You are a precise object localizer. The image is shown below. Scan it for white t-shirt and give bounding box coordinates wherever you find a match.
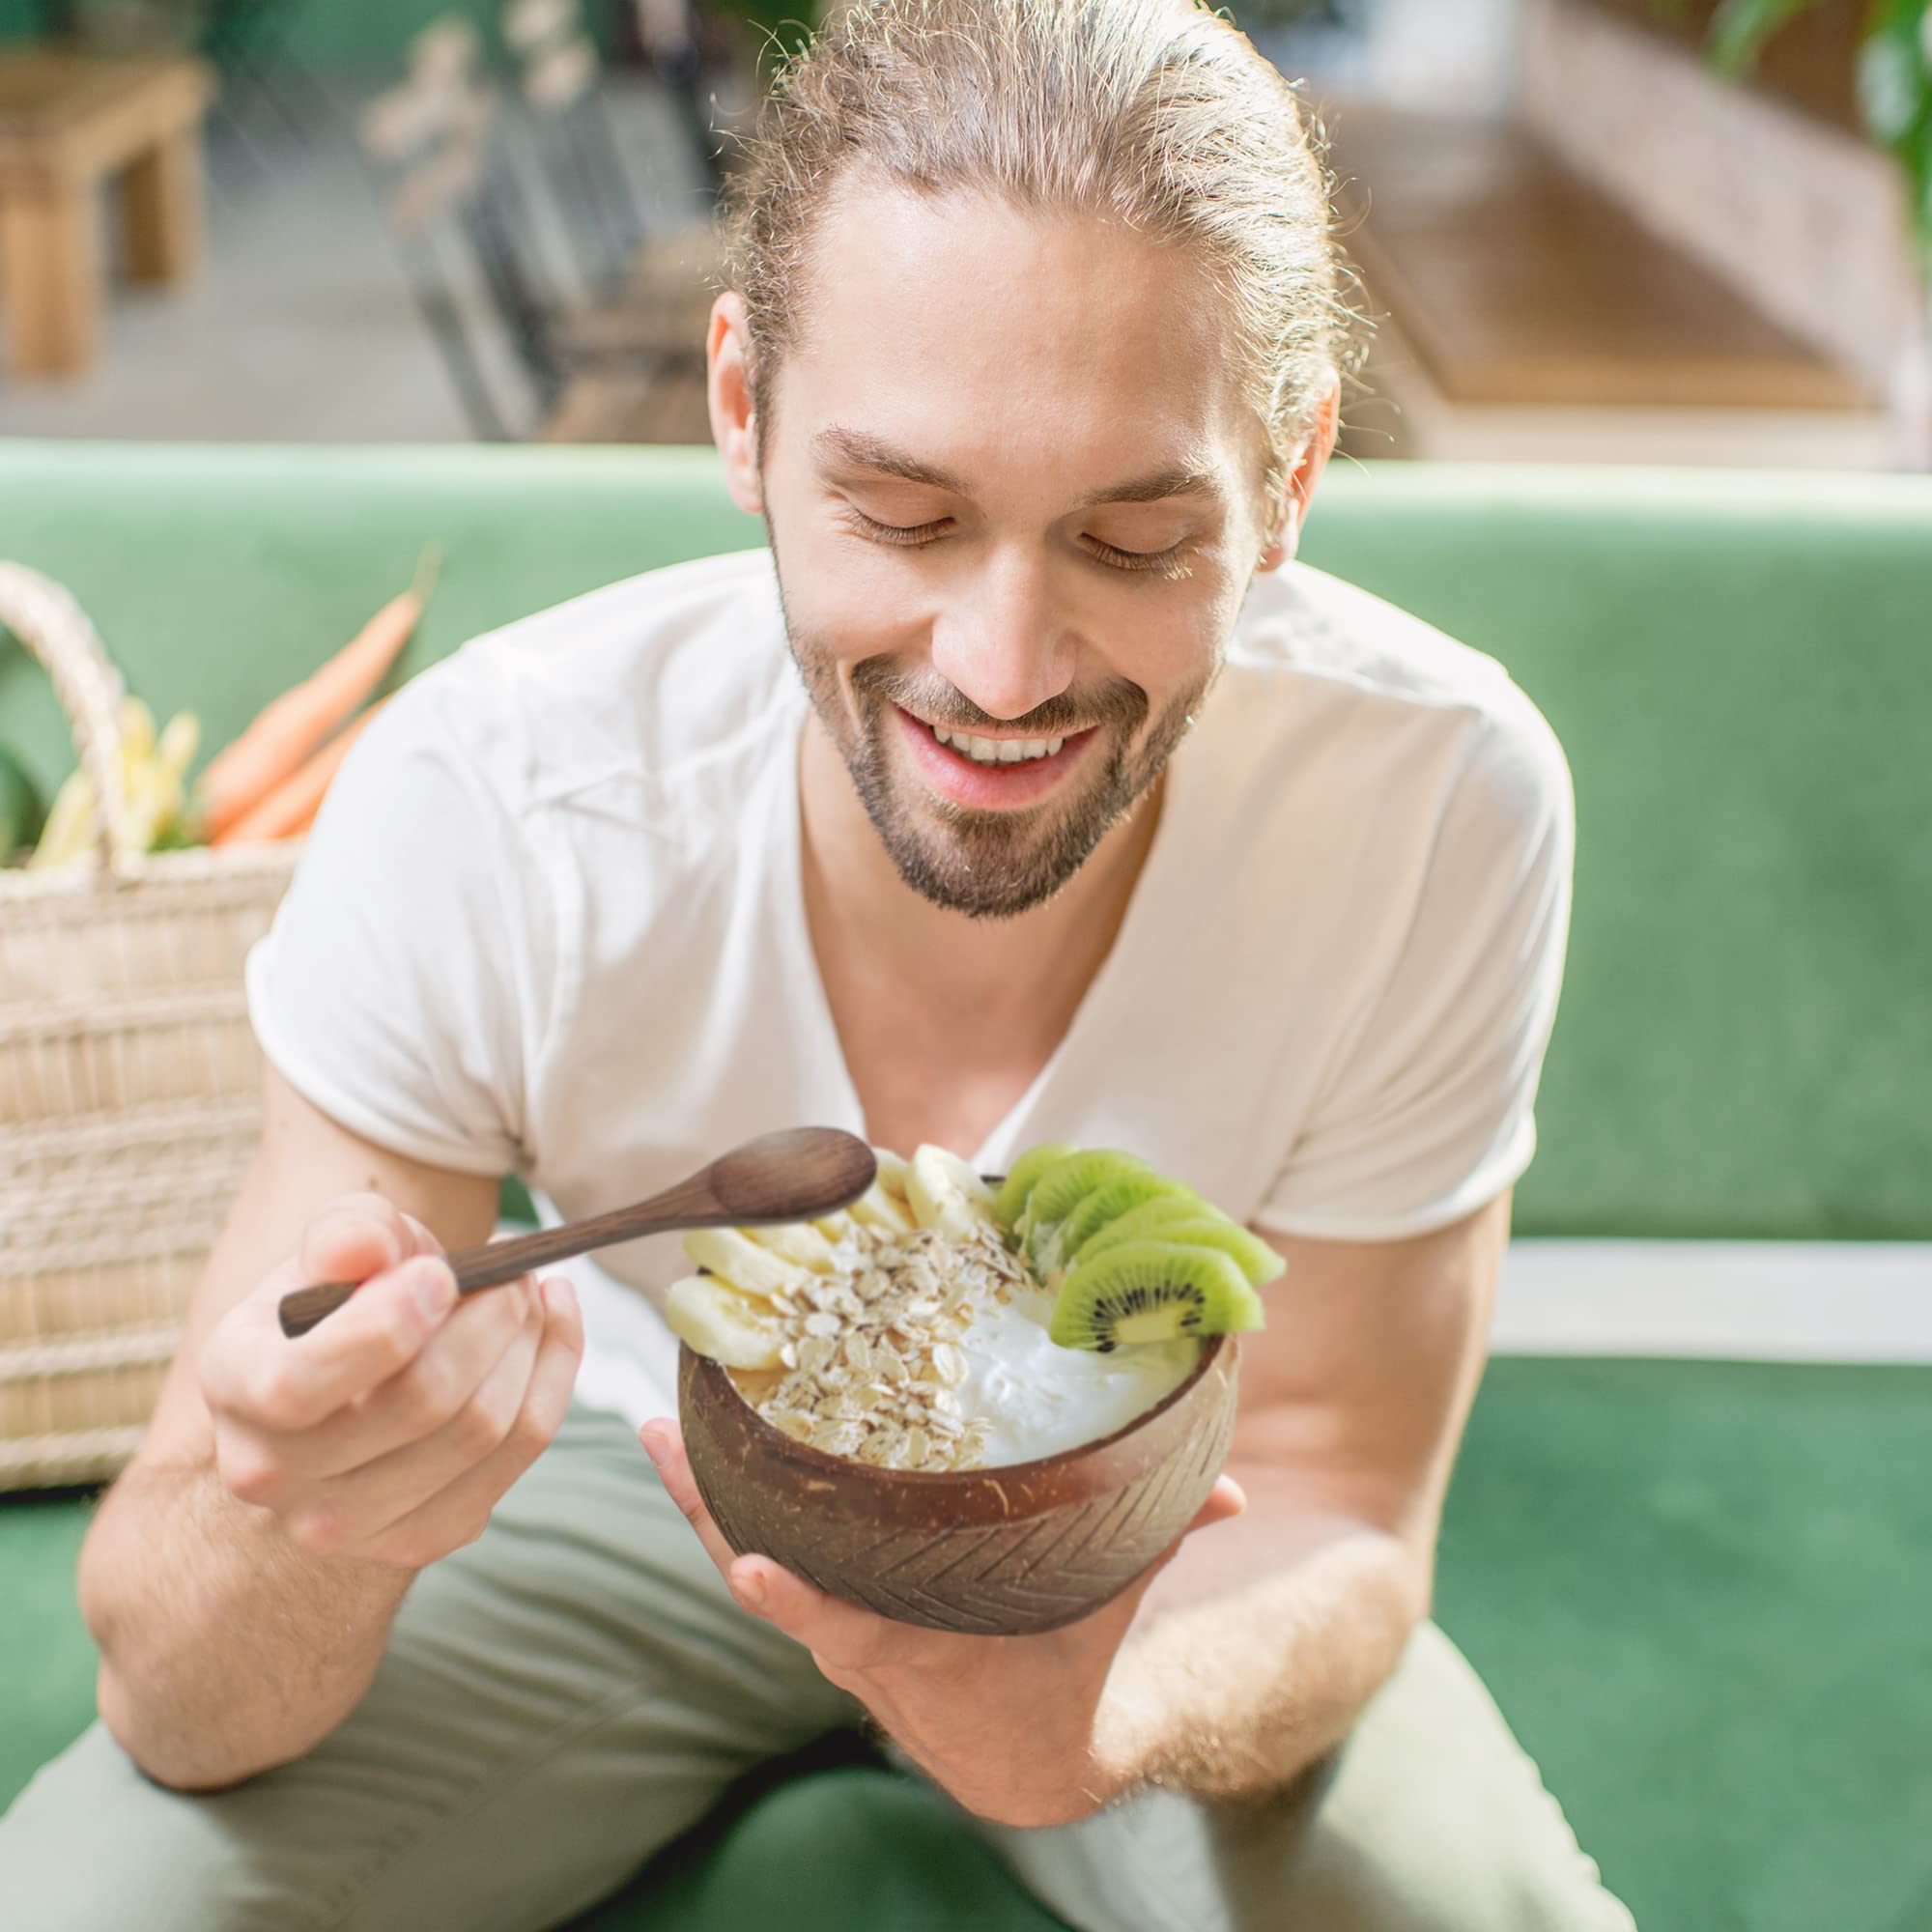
[246,549,1573,1430]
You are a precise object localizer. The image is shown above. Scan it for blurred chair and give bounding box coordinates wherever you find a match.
[623,0,728,195]
[501,0,641,297]
[499,0,722,367]
[359,21,712,446]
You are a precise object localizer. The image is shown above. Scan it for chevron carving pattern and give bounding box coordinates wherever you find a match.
[681,1337,1239,1634]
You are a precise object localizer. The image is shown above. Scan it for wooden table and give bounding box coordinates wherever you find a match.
[1329,106,1869,412]
[0,49,215,378]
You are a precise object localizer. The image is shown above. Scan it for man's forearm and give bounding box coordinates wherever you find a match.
[1094,1475,1426,1802]
[80,1457,412,1791]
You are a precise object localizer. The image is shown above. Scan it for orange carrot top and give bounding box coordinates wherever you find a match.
[197,548,440,838]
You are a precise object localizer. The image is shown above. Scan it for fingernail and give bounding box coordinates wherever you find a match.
[731,1567,767,1611]
[545,1277,578,1321]
[412,1258,454,1319]
[639,1425,667,1469]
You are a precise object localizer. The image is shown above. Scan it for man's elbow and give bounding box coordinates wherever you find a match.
[97,1665,218,1792]
[95,1662,300,1794]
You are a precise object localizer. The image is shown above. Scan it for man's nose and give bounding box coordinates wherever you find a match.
[928,547,1076,723]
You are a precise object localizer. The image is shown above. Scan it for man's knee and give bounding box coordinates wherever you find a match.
[0,1721,324,1932]
[1253,1753,1634,1932]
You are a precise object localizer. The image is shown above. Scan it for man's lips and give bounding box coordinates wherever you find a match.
[892,706,1096,810]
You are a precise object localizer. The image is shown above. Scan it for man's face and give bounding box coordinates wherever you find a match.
[751,185,1280,919]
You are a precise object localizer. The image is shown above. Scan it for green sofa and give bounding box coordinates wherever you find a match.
[3,444,1929,1931]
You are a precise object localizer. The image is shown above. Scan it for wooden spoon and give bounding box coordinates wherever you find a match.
[276,1127,878,1339]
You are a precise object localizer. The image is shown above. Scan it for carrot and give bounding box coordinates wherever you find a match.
[212,698,388,845]
[197,546,440,838]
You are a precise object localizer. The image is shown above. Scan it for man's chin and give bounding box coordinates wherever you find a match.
[874,779,1114,918]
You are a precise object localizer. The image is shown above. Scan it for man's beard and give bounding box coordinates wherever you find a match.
[775,575,1211,920]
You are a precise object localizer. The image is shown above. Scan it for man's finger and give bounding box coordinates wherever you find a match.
[304,1283,547,1520]
[1185,1473,1247,1536]
[299,1195,427,1286]
[231,1256,458,1431]
[299,1276,539,1478]
[358,1276,583,1565]
[639,1420,746,1580]
[724,1555,912,1674]
[639,1423,908,1672]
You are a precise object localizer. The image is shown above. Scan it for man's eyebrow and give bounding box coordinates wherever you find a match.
[1078,465,1221,507]
[811,427,1223,507]
[812,428,967,494]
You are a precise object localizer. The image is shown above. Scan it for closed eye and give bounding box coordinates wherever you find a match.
[841,508,1191,578]
[843,508,952,547]
[1083,536,1193,579]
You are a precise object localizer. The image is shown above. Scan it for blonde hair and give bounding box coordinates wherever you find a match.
[719,0,1358,525]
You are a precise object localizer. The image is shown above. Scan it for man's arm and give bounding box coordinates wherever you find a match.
[1094,1193,1510,1798]
[78,1064,580,1792]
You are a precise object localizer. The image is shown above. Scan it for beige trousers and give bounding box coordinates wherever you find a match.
[0,1403,1635,1931]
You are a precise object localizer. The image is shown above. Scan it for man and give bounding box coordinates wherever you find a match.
[0,1,1634,1925]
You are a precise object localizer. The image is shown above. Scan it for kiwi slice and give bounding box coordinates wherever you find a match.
[1069,1193,1219,1264]
[1053,1174,1201,1266]
[1049,1240,1265,1351]
[1022,1150,1151,1243]
[1103,1215,1285,1289]
[992,1141,1077,1231]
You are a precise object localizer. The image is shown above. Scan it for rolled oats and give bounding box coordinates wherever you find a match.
[742,1211,1042,1472]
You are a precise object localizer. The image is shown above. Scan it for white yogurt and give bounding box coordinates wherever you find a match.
[953,1281,1200,1465]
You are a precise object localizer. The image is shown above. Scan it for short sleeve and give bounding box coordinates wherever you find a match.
[1252,697,1575,1241]
[243,672,549,1179]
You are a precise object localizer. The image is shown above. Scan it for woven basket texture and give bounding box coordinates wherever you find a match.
[1,563,298,1489]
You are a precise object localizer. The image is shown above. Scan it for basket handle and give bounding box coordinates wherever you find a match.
[0,561,142,873]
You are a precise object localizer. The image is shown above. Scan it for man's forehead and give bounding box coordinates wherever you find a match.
[809,425,1229,508]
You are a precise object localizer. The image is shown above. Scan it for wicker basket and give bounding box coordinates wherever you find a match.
[0,564,299,1491]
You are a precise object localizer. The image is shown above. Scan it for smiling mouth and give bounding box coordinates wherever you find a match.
[925,724,1067,766]
[890,705,1098,809]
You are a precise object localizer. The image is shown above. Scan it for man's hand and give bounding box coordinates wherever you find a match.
[640,1418,1245,1827]
[199,1194,584,1571]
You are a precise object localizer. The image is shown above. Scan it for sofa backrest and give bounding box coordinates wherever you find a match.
[3,442,1926,1241]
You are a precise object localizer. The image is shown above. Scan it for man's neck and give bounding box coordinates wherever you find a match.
[797,716,1162,1030]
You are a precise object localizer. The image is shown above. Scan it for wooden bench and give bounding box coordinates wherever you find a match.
[0,48,214,379]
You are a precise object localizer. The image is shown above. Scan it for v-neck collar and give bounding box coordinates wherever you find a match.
[770,705,1197,1173]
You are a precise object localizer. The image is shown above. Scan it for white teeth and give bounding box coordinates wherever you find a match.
[933,725,1063,766]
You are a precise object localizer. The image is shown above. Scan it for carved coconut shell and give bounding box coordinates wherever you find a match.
[677,1334,1238,1636]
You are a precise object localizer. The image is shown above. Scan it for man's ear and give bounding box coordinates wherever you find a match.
[1256,371,1340,574]
[709,293,764,517]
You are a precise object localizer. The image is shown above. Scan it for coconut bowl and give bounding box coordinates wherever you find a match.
[676,1332,1238,1636]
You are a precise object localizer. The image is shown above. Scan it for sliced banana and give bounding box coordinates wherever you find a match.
[846,1181,916,1233]
[665,1274,785,1369]
[742,1219,837,1271]
[810,1210,864,1244]
[680,1227,812,1300]
[870,1147,913,1204]
[906,1144,999,1239]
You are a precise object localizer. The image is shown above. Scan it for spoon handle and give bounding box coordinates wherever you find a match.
[276,1131,876,1339]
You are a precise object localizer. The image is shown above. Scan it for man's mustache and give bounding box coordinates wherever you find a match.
[848,657,1149,740]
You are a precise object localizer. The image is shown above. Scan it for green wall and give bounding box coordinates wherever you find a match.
[0,2,580,62]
